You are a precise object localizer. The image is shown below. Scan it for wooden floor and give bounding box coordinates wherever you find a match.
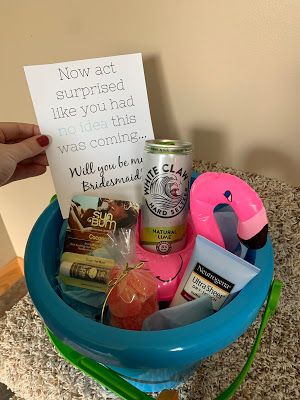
[0,257,24,297]
[0,383,13,400]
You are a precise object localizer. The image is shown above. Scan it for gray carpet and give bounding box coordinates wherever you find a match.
[0,278,28,400]
[0,160,299,400]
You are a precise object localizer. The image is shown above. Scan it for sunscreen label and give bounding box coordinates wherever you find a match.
[181,262,235,310]
[59,254,115,292]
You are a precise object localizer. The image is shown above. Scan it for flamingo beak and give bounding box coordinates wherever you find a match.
[237,208,269,249]
[238,224,268,249]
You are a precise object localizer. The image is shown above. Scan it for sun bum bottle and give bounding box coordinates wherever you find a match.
[140,139,192,254]
[60,261,109,284]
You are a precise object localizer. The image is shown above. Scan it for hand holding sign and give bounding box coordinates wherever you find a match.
[0,122,49,186]
[25,53,154,218]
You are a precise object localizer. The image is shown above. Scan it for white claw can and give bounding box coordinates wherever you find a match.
[140,139,192,255]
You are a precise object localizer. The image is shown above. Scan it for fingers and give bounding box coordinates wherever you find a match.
[6,135,50,163]
[19,154,49,166]
[7,163,47,184]
[0,122,40,143]
[33,154,49,166]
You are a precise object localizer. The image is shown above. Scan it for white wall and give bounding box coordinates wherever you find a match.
[0,172,55,257]
[0,215,16,268]
[0,1,299,256]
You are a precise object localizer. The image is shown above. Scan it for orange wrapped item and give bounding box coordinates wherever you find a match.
[107,264,159,330]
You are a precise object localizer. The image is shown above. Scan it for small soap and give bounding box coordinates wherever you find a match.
[108,266,159,330]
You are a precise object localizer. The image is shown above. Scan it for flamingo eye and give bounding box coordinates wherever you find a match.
[224,190,232,202]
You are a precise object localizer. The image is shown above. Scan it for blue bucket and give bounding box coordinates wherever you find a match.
[25,199,273,392]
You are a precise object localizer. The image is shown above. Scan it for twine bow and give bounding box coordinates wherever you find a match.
[100,261,144,323]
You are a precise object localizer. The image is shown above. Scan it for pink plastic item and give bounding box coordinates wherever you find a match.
[136,215,196,302]
[108,265,159,330]
[190,172,268,250]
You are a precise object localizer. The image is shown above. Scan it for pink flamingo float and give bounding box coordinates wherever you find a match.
[190,172,268,250]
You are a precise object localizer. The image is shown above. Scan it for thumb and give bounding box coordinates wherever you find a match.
[7,135,50,163]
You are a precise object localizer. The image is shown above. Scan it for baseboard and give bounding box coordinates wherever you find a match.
[0,257,24,296]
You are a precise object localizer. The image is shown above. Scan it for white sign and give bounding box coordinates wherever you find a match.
[24,53,154,218]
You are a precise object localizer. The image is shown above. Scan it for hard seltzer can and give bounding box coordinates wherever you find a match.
[140,139,192,254]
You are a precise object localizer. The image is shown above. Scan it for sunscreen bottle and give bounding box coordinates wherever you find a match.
[171,235,260,310]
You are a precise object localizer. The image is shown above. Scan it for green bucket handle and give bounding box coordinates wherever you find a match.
[216,278,282,399]
[47,329,152,399]
[47,279,283,400]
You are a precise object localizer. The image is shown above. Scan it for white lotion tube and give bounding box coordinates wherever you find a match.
[171,235,260,311]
